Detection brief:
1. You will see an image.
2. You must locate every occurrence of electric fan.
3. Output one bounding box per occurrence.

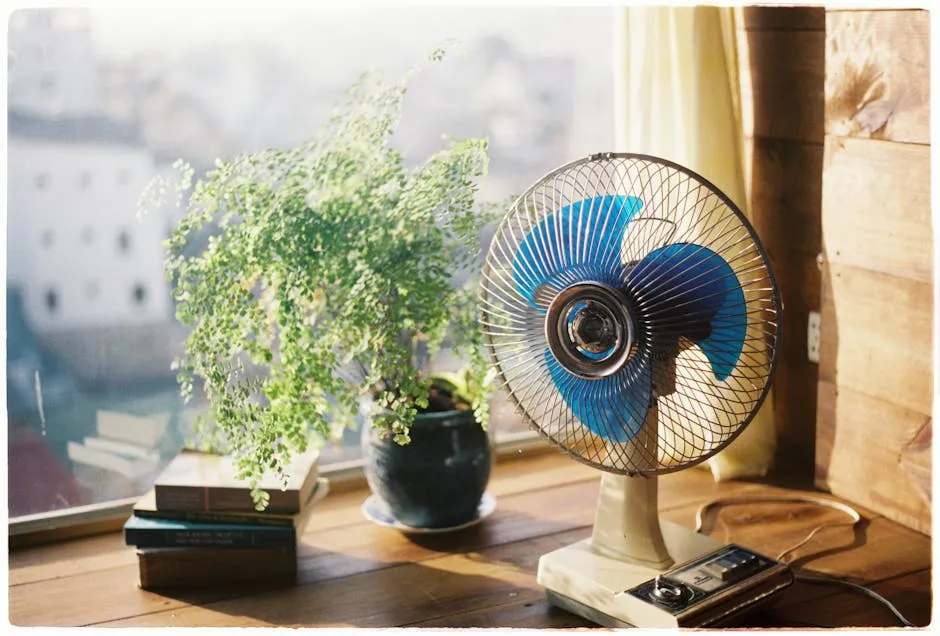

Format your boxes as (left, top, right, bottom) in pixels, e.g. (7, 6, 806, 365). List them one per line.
(480, 153, 793, 628)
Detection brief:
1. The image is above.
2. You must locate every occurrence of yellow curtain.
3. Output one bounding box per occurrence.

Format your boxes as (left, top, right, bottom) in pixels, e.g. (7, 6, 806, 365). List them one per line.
(615, 6, 776, 481)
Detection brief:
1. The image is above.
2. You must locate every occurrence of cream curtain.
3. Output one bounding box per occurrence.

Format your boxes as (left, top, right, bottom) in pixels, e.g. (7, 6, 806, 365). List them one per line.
(614, 5, 777, 481)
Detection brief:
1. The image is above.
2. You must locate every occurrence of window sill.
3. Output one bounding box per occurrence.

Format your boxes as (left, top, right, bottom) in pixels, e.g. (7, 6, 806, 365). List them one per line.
(9, 430, 551, 549)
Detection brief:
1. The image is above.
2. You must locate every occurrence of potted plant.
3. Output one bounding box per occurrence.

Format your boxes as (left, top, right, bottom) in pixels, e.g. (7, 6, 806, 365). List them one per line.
(360, 370, 495, 530)
(146, 49, 500, 525)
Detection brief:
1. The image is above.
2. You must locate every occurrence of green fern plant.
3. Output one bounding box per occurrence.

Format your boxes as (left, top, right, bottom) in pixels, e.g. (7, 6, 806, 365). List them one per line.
(145, 50, 500, 508)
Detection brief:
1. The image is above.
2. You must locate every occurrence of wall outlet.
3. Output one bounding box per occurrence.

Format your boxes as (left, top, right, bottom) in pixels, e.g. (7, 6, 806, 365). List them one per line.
(807, 311, 821, 363)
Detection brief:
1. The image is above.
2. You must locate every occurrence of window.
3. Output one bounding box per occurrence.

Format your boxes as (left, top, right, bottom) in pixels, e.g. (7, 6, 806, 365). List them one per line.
(131, 282, 147, 306)
(6, 6, 614, 523)
(44, 287, 59, 313)
(40, 73, 56, 93)
(116, 229, 131, 254)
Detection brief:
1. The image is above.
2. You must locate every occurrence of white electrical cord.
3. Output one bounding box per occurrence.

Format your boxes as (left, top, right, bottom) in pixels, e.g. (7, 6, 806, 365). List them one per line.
(692, 495, 915, 628)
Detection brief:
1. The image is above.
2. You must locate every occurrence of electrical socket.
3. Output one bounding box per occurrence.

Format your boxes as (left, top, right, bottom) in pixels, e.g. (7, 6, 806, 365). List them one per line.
(807, 311, 821, 363)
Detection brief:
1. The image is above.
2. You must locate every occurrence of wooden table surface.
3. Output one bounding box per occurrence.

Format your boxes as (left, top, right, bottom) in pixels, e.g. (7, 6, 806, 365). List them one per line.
(9, 450, 932, 628)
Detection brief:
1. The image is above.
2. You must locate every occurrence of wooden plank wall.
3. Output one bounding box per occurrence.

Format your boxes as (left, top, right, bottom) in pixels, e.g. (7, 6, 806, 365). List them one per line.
(735, 6, 825, 485)
(814, 9, 932, 535)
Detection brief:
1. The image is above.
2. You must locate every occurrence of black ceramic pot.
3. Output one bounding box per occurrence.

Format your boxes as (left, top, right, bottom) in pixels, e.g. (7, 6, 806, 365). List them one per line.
(361, 408, 493, 529)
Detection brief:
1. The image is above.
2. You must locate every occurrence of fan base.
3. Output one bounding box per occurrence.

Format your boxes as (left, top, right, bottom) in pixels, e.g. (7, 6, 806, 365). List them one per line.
(537, 519, 792, 628)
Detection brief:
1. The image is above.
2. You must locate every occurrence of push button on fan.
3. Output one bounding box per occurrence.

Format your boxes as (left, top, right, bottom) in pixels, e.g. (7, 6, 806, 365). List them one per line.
(707, 551, 761, 582)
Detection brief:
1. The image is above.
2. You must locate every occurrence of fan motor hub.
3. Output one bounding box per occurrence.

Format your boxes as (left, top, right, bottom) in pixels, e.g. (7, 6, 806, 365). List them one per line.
(546, 282, 636, 380)
(570, 307, 617, 354)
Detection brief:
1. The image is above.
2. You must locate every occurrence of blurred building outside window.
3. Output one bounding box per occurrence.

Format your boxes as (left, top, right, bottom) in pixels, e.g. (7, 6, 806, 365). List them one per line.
(6, 6, 615, 518)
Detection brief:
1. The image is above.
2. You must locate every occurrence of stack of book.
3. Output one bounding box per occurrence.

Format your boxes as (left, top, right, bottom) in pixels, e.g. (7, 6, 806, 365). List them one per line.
(68, 410, 170, 501)
(124, 448, 325, 590)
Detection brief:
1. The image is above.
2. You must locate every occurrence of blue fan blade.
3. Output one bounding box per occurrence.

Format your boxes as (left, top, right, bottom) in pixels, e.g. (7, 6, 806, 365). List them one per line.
(545, 349, 652, 443)
(628, 243, 746, 381)
(512, 195, 644, 310)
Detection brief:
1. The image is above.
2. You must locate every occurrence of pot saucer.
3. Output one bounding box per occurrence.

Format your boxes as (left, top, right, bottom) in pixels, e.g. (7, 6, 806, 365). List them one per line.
(361, 492, 496, 534)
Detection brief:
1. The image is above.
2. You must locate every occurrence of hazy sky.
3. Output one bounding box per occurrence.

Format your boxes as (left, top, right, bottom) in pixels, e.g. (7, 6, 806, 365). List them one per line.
(87, 4, 615, 61)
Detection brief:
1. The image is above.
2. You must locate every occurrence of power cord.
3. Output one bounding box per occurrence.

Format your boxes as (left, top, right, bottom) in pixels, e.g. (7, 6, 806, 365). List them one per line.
(791, 571, 915, 628)
(693, 495, 915, 628)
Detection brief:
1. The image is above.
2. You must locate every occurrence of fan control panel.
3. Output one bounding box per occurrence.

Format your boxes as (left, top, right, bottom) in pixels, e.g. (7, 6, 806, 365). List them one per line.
(626, 545, 791, 622)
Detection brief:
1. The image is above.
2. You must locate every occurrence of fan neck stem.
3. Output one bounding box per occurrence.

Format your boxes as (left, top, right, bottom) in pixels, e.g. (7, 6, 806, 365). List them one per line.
(591, 472, 674, 570)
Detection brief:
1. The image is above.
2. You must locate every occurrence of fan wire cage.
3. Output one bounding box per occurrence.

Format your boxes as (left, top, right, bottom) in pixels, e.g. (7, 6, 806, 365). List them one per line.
(480, 153, 780, 476)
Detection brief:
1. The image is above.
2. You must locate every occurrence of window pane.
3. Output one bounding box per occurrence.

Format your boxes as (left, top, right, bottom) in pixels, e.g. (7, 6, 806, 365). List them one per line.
(7, 6, 614, 517)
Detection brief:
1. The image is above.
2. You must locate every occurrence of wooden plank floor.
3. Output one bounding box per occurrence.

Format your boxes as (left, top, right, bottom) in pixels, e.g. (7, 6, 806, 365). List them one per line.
(9, 450, 932, 628)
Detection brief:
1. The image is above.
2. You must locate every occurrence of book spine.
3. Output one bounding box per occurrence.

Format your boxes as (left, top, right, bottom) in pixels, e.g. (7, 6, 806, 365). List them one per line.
(133, 509, 296, 528)
(139, 566, 297, 590)
(137, 547, 297, 590)
(211, 489, 300, 514)
(154, 486, 300, 514)
(125, 526, 296, 549)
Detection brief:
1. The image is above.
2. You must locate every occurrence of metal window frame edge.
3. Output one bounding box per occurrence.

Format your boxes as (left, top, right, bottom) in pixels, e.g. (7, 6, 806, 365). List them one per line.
(8, 430, 549, 549)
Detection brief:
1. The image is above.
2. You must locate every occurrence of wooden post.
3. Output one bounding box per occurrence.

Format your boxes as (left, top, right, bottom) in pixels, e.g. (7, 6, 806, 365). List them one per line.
(735, 6, 826, 485)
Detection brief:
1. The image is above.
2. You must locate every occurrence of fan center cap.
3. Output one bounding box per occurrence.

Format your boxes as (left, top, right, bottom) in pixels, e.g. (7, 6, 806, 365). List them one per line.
(570, 307, 617, 354)
(546, 282, 636, 379)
